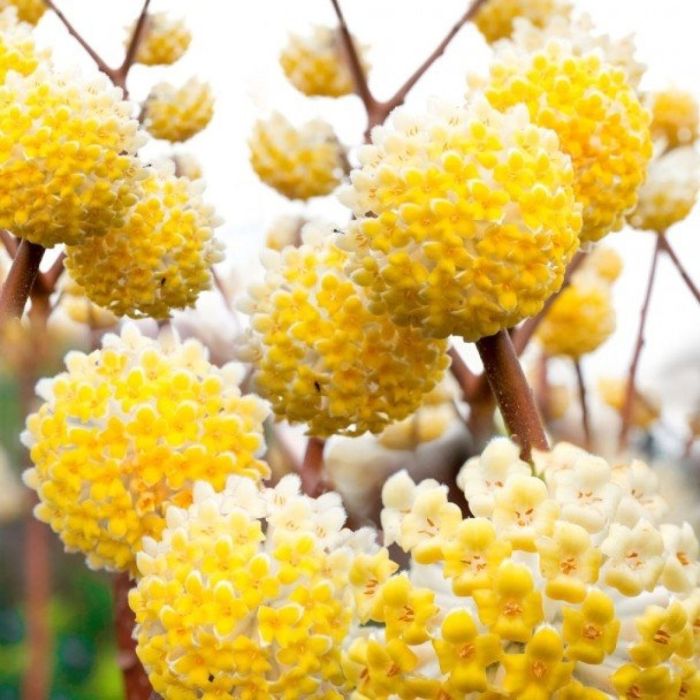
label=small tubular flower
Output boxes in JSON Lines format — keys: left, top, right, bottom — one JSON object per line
{"left": 238, "top": 237, "right": 449, "bottom": 436}
{"left": 484, "top": 37, "right": 652, "bottom": 242}
{"left": 130, "top": 475, "right": 384, "bottom": 698}
{"left": 22, "top": 324, "right": 270, "bottom": 573}
{"left": 280, "top": 25, "right": 368, "bottom": 97}
{"left": 340, "top": 98, "right": 581, "bottom": 340}
{"left": 128, "top": 12, "right": 191, "bottom": 66}
{"left": 473, "top": 0, "right": 571, "bottom": 43}
{"left": 0, "top": 0, "right": 44, "bottom": 25}
{"left": 143, "top": 78, "right": 214, "bottom": 143}
{"left": 65, "top": 162, "right": 224, "bottom": 319}
{"left": 0, "top": 67, "right": 145, "bottom": 247}
{"left": 650, "top": 88, "right": 699, "bottom": 148}
{"left": 249, "top": 113, "right": 347, "bottom": 200}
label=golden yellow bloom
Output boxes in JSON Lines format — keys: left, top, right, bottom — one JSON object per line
{"left": 581, "top": 245, "right": 623, "bottom": 283}
{"left": 340, "top": 98, "right": 581, "bottom": 340}
{"left": 650, "top": 88, "right": 699, "bottom": 148}
{"left": 65, "top": 163, "right": 224, "bottom": 319}
{"left": 0, "top": 0, "right": 44, "bottom": 25}
{"left": 0, "top": 67, "right": 145, "bottom": 247}
{"left": 22, "top": 325, "right": 269, "bottom": 573}
{"left": 280, "top": 25, "right": 368, "bottom": 97}
{"left": 129, "top": 12, "right": 191, "bottom": 66}
{"left": 130, "top": 474, "right": 383, "bottom": 698}
{"left": 249, "top": 113, "right": 347, "bottom": 200}
{"left": 0, "top": 6, "right": 45, "bottom": 79}
{"left": 143, "top": 78, "right": 214, "bottom": 143}
{"left": 238, "top": 237, "right": 449, "bottom": 436}
{"left": 474, "top": 0, "right": 571, "bottom": 43}
{"left": 485, "top": 39, "right": 652, "bottom": 242}
{"left": 598, "top": 377, "right": 661, "bottom": 429}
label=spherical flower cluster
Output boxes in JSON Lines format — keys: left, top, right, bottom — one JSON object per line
{"left": 650, "top": 89, "right": 699, "bottom": 148}
{"left": 238, "top": 237, "right": 450, "bottom": 436}
{"left": 598, "top": 377, "right": 661, "bottom": 430}
{"left": 346, "top": 438, "right": 700, "bottom": 699}
{"left": 339, "top": 98, "right": 581, "bottom": 340}
{"left": 249, "top": 113, "right": 348, "bottom": 200}
{"left": 280, "top": 25, "right": 368, "bottom": 97}
{"left": 484, "top": 37, "right": 652, "bottom": 243}
{"left": 473, "top": 0, "right": 571, "bottom": 43}
{"left": 0, "top": 67, "right": 145, "bottom": 247}
{"left": 65, "top": 163, "right": 224, "bottom": 319}
{"left": 130, "top": 474, "right": 392, "bottom": 698}
{"left": 22, "top": 324, "right": 270, "bottom": 573}
{"left": 582, "top": 245, "right": 623, "bottom": 284}
{"left": 0, "top": 7, "right": 45, "bottom": 80}
{"left": 0, "top": 0, "right": 44, "bottom": 25}
{"left": 630, "top": 146, "right": 700, "bottom": 233}
{"left": 143, "top": 78, "right": 214, "bottom": 143}
{"left": 129, "top": 12, "right": 191, "bottom": 66}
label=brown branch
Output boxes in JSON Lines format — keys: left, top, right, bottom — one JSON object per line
{"left": 448, "top": 346, "right": 478, "bottom": 401}
{"left": 299, "top": 437, "right": 326, "bottom": 497}
{"left": 115, "top": 0, "right": 152, "bottom": 94}
{"left": 619, "top": 236, "right": 662, "bottom": 449}
{"left": 475, "top": 330, "right": 548, "bottom": 462}
{"left": 0, "top": 239, "right": 45, "bottom": 324}
{"left": 659, "top": 234, "right": 700, "bottom": 306}
{"left": 41, "top": 251, "right": 66, "bottom": 292}
{"left": 574, "top": 359, "right": 591, "bottom": 450}
{"left": 114, "top": 573, "right": 155, "bottom": 700}
{"left": 0, "top": 229, "right": 17, "bottom": 257}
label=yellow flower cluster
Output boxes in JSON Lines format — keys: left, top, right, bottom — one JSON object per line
{"left": 473, "top": 0, "right": 571, "bottom": 43}
{"left": 130, "top": 474, "right": 392, "bottom": 698}
{"left": 0, "top": 66, "right": 145, "bottom": 247}
{"left": 583, "top": 245, "right": 622, "bottom": 283}
{"left": 238, "top": 237, "right": 450, "bottom": 436}
{"left": 340, "top": 98, "right": 581, "bottom": 340}
{"left": 598, "top": 377, "right": 661, "bottom": 430}
{"left": 22, "top": 324, "right": 270, "bottom": 573}
{"left": 249, "top": 113, "right": 347, "bottom": 200}
{"left": 537, "top": 249, "right": 620, "bottom": 359}
{"left": 143, "top": 78, "right": 214, "bottom": 143}
{"left": 280, "top": 25, "right": 368, "bottom": 98}
{"left": 65, "top": 163, "right": 224, "bottom": 320}
{"left": 347, "top": 438, "right": 700, "bottom": 699}
{"left": 650, "top": 89, "right": 699, "bottom": 148}
{"left": 484, "top": 37, "right": 652, "bottom": 242}
{"left": 0, "top": 7, "right": 44, "bottom": 80}
{"left": 0, "top": 0, "right": 44, "bottom": 25}
{"left": 129, "top": 12, "right": 191, "bottom": 66}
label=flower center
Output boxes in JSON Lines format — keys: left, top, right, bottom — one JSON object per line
{"left": 583, "top": 623, "right": 601, "bottom": 640}
{"left": 560, "top": 556, "right": 578, "bottom": 575}
{"left": 504, "top": 600, "right": 522, "bottom": 616}
{"left": 531, "top": 660, "right": 548, "bottom": 679}
{"left": 458, "top": 643, "right": 475, "bottom": 659}
{"left": 653, "top": 629, "right": 671, "bottom": 645}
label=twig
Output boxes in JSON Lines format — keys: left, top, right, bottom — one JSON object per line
{"left": 659, "top": 234, "right": 700, "bottom": 306}
{"left": 0, "top": 230, "right": 17, "bottom": 257}
{"left": 0, "top": 240, "right": 45, "bottom": 324}
{"left": 116, "top": 0, "right": 152, "bottom": 94}
{"left": 41, "top": 252, "right": 66, "bottom": 293}
{"left": 574, "top": 359, "right": 591, "bottom": 450}
{"left": 448, "top": 346, "right": 477, "bottom": 401}
{"left": 619, "top": 236, "right": 662, "bottom": 449}
{"left": 299, "top": 437, "right": 326, "bottom": 497}
{"left": 533, "top": 351, "right": 552, "bottom": 421}
{"left": 475, "top": 329, "right": 548, "bottom": 462}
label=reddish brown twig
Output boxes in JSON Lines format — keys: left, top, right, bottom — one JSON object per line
{"left": 114, "top": 573, "right": 154, "bottom": 700}
{"left": 574, "top": 359, "right": 591, "bottom": 450}
{"left": 115, "top": 0, "right": 152, "bottom": 94}
{"left": 299, "top": 437, "right": 326, "bottom": 497}
{"left": 0, "top": 229, "right": 17, "bottom": 257}
{"left": 619, "top": 236, "right": 662, "bottom": 449}
{"left": 448, "top": 346, "right": 478, "bottom": 401}
{"left": 475, "top": 330, "right": 548, "bottom": 462}
{"left": 0, "top": 240, "right": 45, "bottom": 324}
{"left": 659, "top": 234, "right": 700, "bottom": 306}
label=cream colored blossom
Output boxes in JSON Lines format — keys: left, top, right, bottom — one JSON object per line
{"left": 129, "top": 13, "right": 191, "bottom": 66}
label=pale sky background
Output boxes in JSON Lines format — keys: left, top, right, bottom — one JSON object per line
{"left": 31, "top": 0, "right": 700, "bottom": 445}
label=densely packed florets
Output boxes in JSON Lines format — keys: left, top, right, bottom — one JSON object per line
{"left": 0, "top": 7, "right": 44, "bottom": 79}
{"left": 249, "top": 113, "right": 348, "bottom": 200}
{"left": 143, "top": 78, "right": 214, "bottom": 143}
{"left": 129, "top": 12, "right": 191, "bottom": 66}
{"left": 473, "top": 0, "right": 571, "bottom": 43}
{"left": 484, "top": 37, "right": 652, "bottom": 242}
{"left": 650, "top": 89, "right": 699, "bottom": 148}
{"left": 339, "top": 97, "right": 581, "bottom": 340}
{"left": 280, "top": 25, "right": 368, "bottom": 97}
{"left": 65, "top": 163, "right": 224, "bottom": 319}
{"left": 0, "top": 67, "right": 145, "bottom": 247}
{"left": 238, "top": 236, "right": 450, "bottom": 436}
{"left": 130, "top": 474, "right": 392, "bottom": 699}
{"left": 22, "top": 325, "right": 270, "bottom": 573}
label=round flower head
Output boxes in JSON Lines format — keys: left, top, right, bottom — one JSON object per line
{"left": 629, "top": 146, "right": 700, "bottom": 233}
{"left": 598, "top": 377, "right": 661, "bottom": 430}
{"left": 130, "top": 474, "right": 392, "bottom": 698}
{"left": 238, "top": 234, "right": 450, "bottom": 436}
{"left": 22, "top": 324, "right": 270, "bottom": 573}
{"left": 484, "top": 36, "right": 652, "bottom": 243}
{"left": 65, "top": 162, "right": 224, "bottom": 320}
{"left": 249, "top": 113, "right": 348, "bottom": 200}
{"left": 581, "top": 245, "right": 622, "bottom": 284}
{"left": 0, "top": 7, "right": 45, "bottom": 79}
{"left": 650, "top": 88, "right": 699, "bottom": 148}
{"left": 128, "top": 12, "right": 191, "bottom": 66}
{"left": 473, "top": 0, "right": 571, "bottom": 43}
{"left": 0, "top": 0, "right": 44, "bottom": 25}
{"left": 349, "top": 438, "right": 700, "bottom": 699}
{"left": 280, "top": 25, "right": 369, "bottom": 97}
{"left": 143, "top": 78, "right": 214, "bottom": 143}
{"left": 0, "top": 66, "right": 145, "bottom": 247}
{"left": 339, "top": 98, "right": 581, "bottom": 340}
